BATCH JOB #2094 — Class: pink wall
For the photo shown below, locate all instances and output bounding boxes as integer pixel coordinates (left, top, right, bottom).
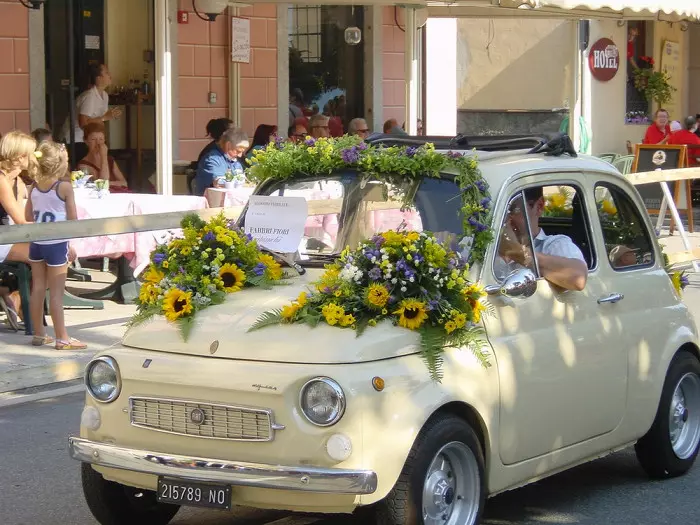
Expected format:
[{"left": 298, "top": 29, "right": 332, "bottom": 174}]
[
  {"left": 0, "top": 0, "right": 30, "bottom": 135},
  {"left": 176, "top": 2, "right": 278, "bottom": 161},
  {"left": 382, "top": 7, "right": 405, "bottom": 126}
]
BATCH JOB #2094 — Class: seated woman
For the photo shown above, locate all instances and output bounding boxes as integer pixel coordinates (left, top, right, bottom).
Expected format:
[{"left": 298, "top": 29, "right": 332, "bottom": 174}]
[
  {"left": 245, "top": 124, "right": 277, "bottom": 163},
  {"left": 76, "top": 122, "right": 129, "bottom": 192}
]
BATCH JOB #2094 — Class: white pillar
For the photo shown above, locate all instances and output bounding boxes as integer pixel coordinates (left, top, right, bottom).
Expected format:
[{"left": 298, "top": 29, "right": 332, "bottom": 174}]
[
  {"left": 155, "top": 0, "right": 173, "bottom": 196},
  {"left": 570, "top": 20, "right": 583, "bottom": 152},
  {"left": 404, "top": 8, "right": 418, "bottom": 135},
  {"left": 425, "top": 18, "right": 457, "bottom": 136}
]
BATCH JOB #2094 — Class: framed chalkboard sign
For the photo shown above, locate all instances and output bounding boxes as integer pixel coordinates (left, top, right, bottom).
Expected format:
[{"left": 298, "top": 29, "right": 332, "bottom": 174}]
[{"left": 632, "top": 144, "right": 687, "bottom": 211}]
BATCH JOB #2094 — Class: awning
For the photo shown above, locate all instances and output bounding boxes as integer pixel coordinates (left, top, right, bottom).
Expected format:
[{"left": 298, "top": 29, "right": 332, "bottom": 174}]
[{"left": 426, "top": 0, "right": 700, "bottom": 20}]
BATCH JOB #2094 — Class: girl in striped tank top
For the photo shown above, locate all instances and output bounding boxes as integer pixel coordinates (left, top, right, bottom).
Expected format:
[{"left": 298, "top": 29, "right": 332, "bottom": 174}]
[{"left": 25, "top": 141, "right": 87, "bottom": 350}]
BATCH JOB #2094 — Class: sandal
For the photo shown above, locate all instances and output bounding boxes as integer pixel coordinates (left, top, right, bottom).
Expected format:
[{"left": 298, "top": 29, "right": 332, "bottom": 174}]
[
  {"left": 0, "top": 297, "right": 19, "bottom": 332},
  {"left": 55, "top": 338, "right": 88, "bottom": 350},
  {"left": 32, "top": 335, "right": 55, "bottom": 346}
]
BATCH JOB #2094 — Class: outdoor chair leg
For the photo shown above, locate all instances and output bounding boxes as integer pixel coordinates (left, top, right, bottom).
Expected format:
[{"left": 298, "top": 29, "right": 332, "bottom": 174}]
[{"left": 15, "top": 264, "right": 33, "bottom": 335}]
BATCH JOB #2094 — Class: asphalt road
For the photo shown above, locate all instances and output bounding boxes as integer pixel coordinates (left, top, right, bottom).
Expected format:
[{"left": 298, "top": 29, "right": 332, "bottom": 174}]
[{"left": 2, "top": 392, "right": 700, "bottom": 525}]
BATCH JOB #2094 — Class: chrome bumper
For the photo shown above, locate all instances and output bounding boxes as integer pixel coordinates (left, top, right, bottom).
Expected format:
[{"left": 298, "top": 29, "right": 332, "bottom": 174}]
[{"left": 68, "top": 437, "right": 377, "bottom": 495}]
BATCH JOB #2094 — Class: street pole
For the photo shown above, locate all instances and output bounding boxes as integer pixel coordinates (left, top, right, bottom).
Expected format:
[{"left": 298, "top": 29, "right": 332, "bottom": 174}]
[
  {"left": 404, "top": 7, "right": 418, "bottom": 135},
  {"left": 67, "top": 0, "right": 76, "bottom": 165}
]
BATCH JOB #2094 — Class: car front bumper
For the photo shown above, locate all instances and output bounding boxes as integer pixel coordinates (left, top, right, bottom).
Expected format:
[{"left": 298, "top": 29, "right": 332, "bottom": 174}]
[{"left": 69, "top": 437, "right": 377, "bottom": 495}]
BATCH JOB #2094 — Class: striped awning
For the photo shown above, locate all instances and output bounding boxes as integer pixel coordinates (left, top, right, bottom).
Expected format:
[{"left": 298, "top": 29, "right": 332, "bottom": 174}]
[{"left": 426, "top": 0, "right": 700, "bottom": 20}]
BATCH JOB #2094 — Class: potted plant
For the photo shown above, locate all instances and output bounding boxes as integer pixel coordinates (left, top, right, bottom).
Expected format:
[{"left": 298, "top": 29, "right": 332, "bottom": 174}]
[{"left": 633, "top": 56, "right": 676, "bottom": 106}]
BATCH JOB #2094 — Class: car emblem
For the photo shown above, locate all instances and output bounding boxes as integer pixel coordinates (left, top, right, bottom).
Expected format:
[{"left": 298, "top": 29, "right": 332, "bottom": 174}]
[{"left": 189, "top": 408, "right": 206, "bottom": 426}]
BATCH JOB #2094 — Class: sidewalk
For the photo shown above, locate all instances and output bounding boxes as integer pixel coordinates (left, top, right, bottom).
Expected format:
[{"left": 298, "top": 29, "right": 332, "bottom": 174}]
[{"left": 0, "top": 293, "right": 135, "bottom": 394}]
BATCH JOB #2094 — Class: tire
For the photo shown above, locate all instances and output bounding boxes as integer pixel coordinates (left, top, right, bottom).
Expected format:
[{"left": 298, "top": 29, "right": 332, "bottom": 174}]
[
  {"left": 81, "top": 463, "right": 180, "bottom": 525},
  {"left": 635, "top": 351, "right": 700, "bottom": 479},
  {"left": 376, "top": 415, "right": 486, "bottom": 525}
]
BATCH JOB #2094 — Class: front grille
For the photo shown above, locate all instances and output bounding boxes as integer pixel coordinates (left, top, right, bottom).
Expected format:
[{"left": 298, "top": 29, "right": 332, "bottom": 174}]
[{"left": 129, "top": 397, "right": 274, "bottom": 441}]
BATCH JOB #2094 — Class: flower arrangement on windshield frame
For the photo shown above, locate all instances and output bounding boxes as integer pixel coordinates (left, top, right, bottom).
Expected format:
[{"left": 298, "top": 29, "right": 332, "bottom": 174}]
[
  {"left": 246, "top": 135, "right": 493, "bottom": 265},
  {"left": 249, "top": 229, "right": 491, "bottom": 382},
  {"left": 128, "top": 212, "right": 288, "bottom": 340}
]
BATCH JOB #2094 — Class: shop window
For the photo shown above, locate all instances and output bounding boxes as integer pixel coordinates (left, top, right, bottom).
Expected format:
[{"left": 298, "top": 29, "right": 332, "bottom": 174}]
[
  {"left": 625, "top": 21, "right": 650, "bottom": 124},
  {"left": 288, "top": 6, "right": 365, "bottom": 134}
]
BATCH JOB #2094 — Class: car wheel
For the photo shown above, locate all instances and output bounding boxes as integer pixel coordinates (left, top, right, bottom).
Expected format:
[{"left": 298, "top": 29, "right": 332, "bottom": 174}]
[
  {"left": 81, "top": 463, "right": 180, "bottom": 525},
  {"left": 635, "top": 351, "right": 700, "bottom": 478},
  {"left": 376, "top": 415, "right": 486, "bottom": 525}
]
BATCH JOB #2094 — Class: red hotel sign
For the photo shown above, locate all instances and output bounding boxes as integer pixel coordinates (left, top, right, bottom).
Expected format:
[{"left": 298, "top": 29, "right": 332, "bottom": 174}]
[{"left": 588, "top": 38, "right": 619, "bottom": 82}]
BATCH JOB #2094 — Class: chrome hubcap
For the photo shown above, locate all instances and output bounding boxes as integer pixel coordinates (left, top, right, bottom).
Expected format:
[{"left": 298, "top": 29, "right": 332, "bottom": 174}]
[
  {"left": 669, "top": 372, "right": 700, "bottom": 460},
  {"left": 422, "top": 442, "right": 480, "bottom": 525}
]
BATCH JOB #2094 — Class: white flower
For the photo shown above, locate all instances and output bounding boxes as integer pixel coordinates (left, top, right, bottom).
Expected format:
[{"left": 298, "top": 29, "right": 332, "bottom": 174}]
[
  {"left": 401, "top": 286, "right": 407, "bottom": 292},
  {"left": 409, "top": 277, "right": 415, "bottom": 282},
  {"left": 380, "top": 248, "right": 387, "bottom": 254},
  {"left": 371, "top": 256, "right": 377, "bottom": 263},
  {"left": 391, "top": 278, "right": 398, "bottom": 284},
  {"left": 428, "top": 267, "right": 434, "bottom": 273},
  {"left": 382, "top": 254, "right": 389, "bottom": 261}
]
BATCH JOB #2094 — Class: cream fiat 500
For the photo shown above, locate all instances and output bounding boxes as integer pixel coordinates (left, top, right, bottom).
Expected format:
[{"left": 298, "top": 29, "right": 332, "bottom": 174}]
[{"left": 69, "top": 138, "right": 700, "bottom": 525}]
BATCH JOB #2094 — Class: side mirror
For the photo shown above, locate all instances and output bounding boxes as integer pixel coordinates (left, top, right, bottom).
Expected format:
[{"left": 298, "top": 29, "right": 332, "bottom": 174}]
[{"left": 484, "top": 268, "right": 538, "bottom": 299}]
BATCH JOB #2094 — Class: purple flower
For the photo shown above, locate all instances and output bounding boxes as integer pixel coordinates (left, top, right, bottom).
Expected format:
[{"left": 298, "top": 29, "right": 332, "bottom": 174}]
[
  {"left": 253, "top": 263, "right": 265, "bottom": 276},
  {"left": 413, "top": 253, "right": 424, "bottom": 264},
  {"left": 475, "top": 180, "right": 487, "bottom": 193},
  {"left": 681, "top": 275, "right": 690, "bottom": 288},
  {"left": 203, "top": 232, "right": 215, "bottom": 242},
  {"left": 468, "top": 216, "right": 488, "bottom": 232},
  {"left": 305, "top": 138, "right": 316, "bottom": 147},
  {"left": 368, "top": 267, "right": 382, "bottom": 281},
  {"left": 388, "top": 295, "right": 397, "bottom": 304},
  {"left": 447, "top": 151, "right": 462, "bottom": 159},
  {"left": 275, "top": 135, "right": 285, "bottom": 149},
  {"left": 153, "top": 252, "right": 166, "bottom": 264},
  {"left": 372, "top": 235, "right": 385, "bottom": 248},
  {"left": 245, "top": 233, "right": 254, "bottom": 242},
  {"left": 341, "top": 147, "right": 360, "bottom": 164},
  {"left": 357, "top": 141, "right": 368, "bottom": 150},
  {"left": 427, "top": 299, "right": 440, "bottom": 311},
  {"left": 480, "top": 197, "right": 491, "bottom": 208},
  {"left": 405, "top": 146, "right": 418, "bottom": 158},
  {"left": 179, "top": 266, "right": 185, "bottom": 274}
]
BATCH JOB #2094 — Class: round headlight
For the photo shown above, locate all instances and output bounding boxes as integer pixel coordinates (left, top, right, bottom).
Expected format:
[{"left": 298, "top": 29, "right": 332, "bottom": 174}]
[
  {"left": 85, "top": 356, "right": 121, "bottom": 403},
  {"left": 299, "top": 377, "right": 346, "bottom": 427}
]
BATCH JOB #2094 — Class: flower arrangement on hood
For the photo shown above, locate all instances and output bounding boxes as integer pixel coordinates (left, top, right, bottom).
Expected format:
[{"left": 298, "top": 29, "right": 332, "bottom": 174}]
[
  {"left": 246, "top": 135, "right": 493, "bottom": 265},
  {"left": 129, "top": 212, "right": 288, "bottom": 339},
  {"left": 249, "top": 230, "right": 491, "bottom": 381},
  {"left": 660, "top": 243, "right": 690, "bottom": 296}
]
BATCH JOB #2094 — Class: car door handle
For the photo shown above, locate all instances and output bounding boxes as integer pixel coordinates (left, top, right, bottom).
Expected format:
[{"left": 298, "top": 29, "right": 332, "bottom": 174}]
[{"left": 597, "top": 293, "right": 624, "bottom": 305}]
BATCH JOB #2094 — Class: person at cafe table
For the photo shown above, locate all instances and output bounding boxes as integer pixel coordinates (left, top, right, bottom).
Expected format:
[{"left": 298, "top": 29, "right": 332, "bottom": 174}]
[
  {"left": 643, "top": 108, "right": 672, "bottom": 145},
  {"left": 668, "top": 116, "right": 700, "bottom": 166},
  {"left": 194, "top": 127, "right": 249, "bottom": 196},
  {"left": 76, "top": 122, "right": 129, "bottom": 191}
]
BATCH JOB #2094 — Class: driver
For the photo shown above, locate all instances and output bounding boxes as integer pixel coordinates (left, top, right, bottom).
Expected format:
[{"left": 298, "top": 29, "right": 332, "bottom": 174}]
[{"left": 497, "top": 187, "right": 588, "bottom": 291}]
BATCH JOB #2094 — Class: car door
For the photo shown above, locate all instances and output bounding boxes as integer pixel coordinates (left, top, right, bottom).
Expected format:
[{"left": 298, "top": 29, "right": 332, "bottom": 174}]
[{"left": 482, "top": 173, "right": 628, "bottom": 466}]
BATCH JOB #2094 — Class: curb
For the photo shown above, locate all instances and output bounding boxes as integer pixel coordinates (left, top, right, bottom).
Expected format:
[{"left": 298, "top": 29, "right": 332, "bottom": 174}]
[
  {"left": 0, "top": 356, "right": 91, "bottom": 394},
  {"left": 0, "top": 384, "right": 85, "bottom": 409}
]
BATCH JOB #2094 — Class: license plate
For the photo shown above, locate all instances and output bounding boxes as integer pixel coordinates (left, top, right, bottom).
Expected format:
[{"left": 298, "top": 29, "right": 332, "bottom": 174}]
[{"left": 157, "top": 477, "right": 231, "bottom": 510}]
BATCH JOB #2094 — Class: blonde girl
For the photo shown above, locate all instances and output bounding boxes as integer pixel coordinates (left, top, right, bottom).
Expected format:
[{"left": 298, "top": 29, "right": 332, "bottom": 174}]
[{"left": 25, "top": 141, "right": 86, "bottom": 349}]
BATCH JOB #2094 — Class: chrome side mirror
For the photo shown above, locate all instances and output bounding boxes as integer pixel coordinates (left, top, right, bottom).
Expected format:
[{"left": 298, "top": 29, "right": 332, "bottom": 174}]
[{"left": 484, "top": 268, "right": 538, "bottom": 299}]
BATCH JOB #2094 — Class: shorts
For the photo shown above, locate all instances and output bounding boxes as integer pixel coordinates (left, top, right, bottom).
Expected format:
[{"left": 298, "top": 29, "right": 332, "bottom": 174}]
[
  {"left": 0, "top": 243, "right": 11, "bottom": 263},
  {"left": 29, "top": 242, "right": 69, "bottom": 267}
]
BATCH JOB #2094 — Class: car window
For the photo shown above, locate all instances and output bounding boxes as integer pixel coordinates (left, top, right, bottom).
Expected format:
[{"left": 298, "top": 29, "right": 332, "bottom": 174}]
[
  {"left": 594, "top": 183, "right": 654, "bottom": 270},
  {"left": 494, "top": 184, "right": 595, "bottom": 282}
]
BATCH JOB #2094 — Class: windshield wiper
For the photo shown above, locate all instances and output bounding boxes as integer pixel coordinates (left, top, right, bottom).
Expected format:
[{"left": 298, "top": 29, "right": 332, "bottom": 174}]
[{"left": 259, "top": 247, "right": 306, "bottom": 276}]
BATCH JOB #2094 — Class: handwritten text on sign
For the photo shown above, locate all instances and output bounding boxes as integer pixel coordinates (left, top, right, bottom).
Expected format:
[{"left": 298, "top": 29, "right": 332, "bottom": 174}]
[
  {"left": 244, "top": 196, "right": 308, "bottom": 253},
  {"left": 231, "top": 17, "right": 251, "bottom": 63}
]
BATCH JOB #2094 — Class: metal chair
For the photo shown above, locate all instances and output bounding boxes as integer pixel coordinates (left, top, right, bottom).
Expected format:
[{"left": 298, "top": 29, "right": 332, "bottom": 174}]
[
  {"left": 597, "top": 153, "right": 619, "bottom": 164},
  {"left": 612, "top": 155, "right": 635, "bottom": 175}
]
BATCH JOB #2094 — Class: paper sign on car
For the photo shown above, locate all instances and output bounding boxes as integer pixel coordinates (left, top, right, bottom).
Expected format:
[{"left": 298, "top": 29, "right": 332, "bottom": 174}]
[{"left": 244, "top": 196, "right": 308, "bottom": 253}]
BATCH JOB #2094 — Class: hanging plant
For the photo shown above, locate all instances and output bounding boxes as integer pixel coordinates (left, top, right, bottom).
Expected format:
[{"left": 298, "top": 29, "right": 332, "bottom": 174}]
[{"left": 633, "top": 57, "right": 676, "bottom": 107}]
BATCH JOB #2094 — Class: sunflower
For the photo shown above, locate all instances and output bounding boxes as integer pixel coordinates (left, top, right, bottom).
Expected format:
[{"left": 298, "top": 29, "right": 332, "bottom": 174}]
[
  {"left": 671, "top": 272, "right": 682, "bottom": 294},
  {"left": 444, "top": 320, "right": 457, "bottom": 334},
  {"left": 470, "top": 299, "right": 486, "bottom": 324},
  {"left": 143, "top": 266, "right": 165, "bottom": 284},
  {"left": 393, "top": 299, "right": 428, "bottom": 330},
  {"left": 366, "top": 283, "right": 389, "bottom": 308},
  {"left": 138, "top": 283, "right": 160, "bottom": 304},
  {"left": 219, "top": 263, "right": 246, "bottom": 292},
  {"left": 340, "top": 314, "right": 356, "bottom": 327},
  {"left": 258, "top": 254, "right": 282, "bottom": 280},
  {"left": 281, "top": 303, "right": 301, "bottom": 321},
  {"left": 601, "top": 200, "right": 617, "bottom": 215},
  {"left": 162, "top": 289, "right": 193, "bottom": 322}
]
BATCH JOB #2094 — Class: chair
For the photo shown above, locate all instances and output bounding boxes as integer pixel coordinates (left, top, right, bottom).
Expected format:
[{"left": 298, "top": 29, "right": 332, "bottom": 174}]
[
  {"left": 596, "top": 153, "right": 619, "bottom": 164},
  {"left": 612, "top": 155, "right": 635, "bottom": 175},
  {"left": 0, "top": 261, "right": 34, "bottom": 335}
]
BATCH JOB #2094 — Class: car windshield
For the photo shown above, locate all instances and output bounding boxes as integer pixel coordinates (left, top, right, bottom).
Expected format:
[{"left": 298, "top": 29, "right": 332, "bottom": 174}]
[{"left": 239, "top": 171, "right": 465, "bottom": 266}]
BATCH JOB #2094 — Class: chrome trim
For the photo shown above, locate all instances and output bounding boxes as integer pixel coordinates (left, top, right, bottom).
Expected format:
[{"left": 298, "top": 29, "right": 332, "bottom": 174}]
[
  {"left": 68, "top": 437, "right": 377, "bottom": 495},
  {"left": 84, "top": 356, "right": 122, "bottom": 404},
  {"left": 299, "top": 377, "right": 346, "bottom": 427},
  {"left": 128, "top": 396, "right": 284, "bottom": 442}
]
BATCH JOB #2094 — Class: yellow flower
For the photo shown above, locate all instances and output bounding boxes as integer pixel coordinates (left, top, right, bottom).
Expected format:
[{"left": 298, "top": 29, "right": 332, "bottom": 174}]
[
  {"left": 258, "top": 254, "right": 282, "bottom": 280},
  {"left": 138, "top": 283, "right": 160, "bottom": 304},
  {"left": 162, "top": 261, "right": 169, "bottom": 269},
  {"left": 470, "top": 299, "right": 486, "bottom": 324},
  {"left": 366, "top": 283, "right": 389, "bottom": 308},
  {"left": 296, "top": 292, "right": 307, "bottom": 306},
  {"left": 445, "top": 320, "right": 457, "bottom": 334},
  {"left": 404, "top": 231, "right": 420, "bottom": 243},
  {"left": 671, "top": 272, "right": 682, "bottom": 294},
  {"left": 143, "top": 266, "right": 164, "bottom": 284},
  {"left": 340, "top": 314, "right": 356, "bottom": 327},
  {"left": 601, "top": 199, "right": 617, "bottom": 215},
  {"left": 322, "top": 303, "right": 345, "bottom": 326},
  {"left": 368, "top": 319, "right": 377, "bottom": 327},
  {"left": 453, "top": 312, "right": 467, "bottom": 328},
  {"left": 393, "top": 299, "right": 428, "bottom": 330},
  {"left": 549, "top": 193, "right": 567, "bottom": 208},
  {"left": 281, "top": 303, "right": 301, "bottom": 320},
  {"left": 463, "top": 282, "right": 485, "bottom": 298},
  {"left": 334, "top": 290, "right": 342, "bottom": 297},
  {"left": 162, "top": 288, "right": 193, "bottom": 322},
  {"left": 218, "top": 263, "right": 246, "bottom": 292}
]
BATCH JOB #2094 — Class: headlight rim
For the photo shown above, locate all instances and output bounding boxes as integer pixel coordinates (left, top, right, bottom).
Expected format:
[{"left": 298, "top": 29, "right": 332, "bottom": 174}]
[
  {"left": 84, "top": 356, "right": 122, "bottom": 404},
  {"left": 299, "top": 376, "right": 346, "bottom": 427}
]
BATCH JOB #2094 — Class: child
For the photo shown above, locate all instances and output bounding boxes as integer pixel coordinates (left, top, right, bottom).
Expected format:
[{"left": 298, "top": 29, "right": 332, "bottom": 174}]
[{"left": 25, "top": 141, "right": 86, "bottom": 350}]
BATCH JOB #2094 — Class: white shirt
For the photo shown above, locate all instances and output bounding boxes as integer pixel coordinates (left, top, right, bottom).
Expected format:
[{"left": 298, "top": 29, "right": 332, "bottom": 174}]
[
  {"left": 494, "top": 229, "right": 585, "bottom": 280},
  {"left": 30, "top": 182, "right": 68, "bottom": 245},
  {"left": 60, "top": 86, "right": 109, "bottom": 143}
]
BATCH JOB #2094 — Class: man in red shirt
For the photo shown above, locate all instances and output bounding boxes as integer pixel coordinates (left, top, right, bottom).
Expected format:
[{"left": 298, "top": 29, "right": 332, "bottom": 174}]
[
  {"left": 668, "top": 116, "right": 700, "bottom": 166},
  {"left": 643, "top": 108, "right": 671, "bottom": 144}
]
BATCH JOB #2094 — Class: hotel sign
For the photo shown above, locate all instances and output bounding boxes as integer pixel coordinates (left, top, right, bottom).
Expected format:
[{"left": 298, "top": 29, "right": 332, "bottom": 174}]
[{"left": 588, "top": 38, "right": 619, "bottom": 82}]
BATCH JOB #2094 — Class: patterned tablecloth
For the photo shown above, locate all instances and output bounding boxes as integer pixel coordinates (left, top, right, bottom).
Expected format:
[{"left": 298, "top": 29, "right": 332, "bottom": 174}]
[{"left": 71, "top": 193, "right": 209, "bottom": 271}]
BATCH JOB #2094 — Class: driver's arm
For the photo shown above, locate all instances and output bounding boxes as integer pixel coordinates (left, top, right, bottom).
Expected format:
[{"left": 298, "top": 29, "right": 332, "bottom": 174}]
[{"left": 535, "top": 253, "right": 588, "bottom": 291}]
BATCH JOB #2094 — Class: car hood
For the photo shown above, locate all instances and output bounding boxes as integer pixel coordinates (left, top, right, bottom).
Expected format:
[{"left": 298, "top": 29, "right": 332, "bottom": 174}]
[{"left": 122, "top": 268, "right": 421, "bottom": 364}]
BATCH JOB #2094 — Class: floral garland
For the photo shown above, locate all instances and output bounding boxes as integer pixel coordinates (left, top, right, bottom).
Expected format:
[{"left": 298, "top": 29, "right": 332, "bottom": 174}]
[
  {"left": 633, "top": 56, "right": 676, "bottom": 106},
  {"left": 250, "top": 230, "right": 491, "bottom": 381},
  {"left": 129, "top": 213, "right": 287, "bottom": 339},
  {"left": 246, "top": 135, "right": 493, "bottom": 264}
]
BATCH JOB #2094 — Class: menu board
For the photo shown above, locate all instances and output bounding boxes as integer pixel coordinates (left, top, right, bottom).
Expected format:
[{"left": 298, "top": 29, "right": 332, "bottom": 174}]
[
  {"left": 231, "top": 17, "right": 250, "bottom": 64},
  {"left": 632, "top": 144, "right": 687, "bottom": 211}
]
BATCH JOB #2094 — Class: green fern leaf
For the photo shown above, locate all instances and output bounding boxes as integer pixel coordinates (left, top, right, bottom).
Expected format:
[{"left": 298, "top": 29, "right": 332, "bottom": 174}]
[
  {"left": 419, "top": 326, "right": 447, "bottom": 383},
  {"left": 248, "top": 309, "right": 284, "bottom": 332},
  {"left": 178, "top": 315, "right": 196, "bottom": 341}
]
